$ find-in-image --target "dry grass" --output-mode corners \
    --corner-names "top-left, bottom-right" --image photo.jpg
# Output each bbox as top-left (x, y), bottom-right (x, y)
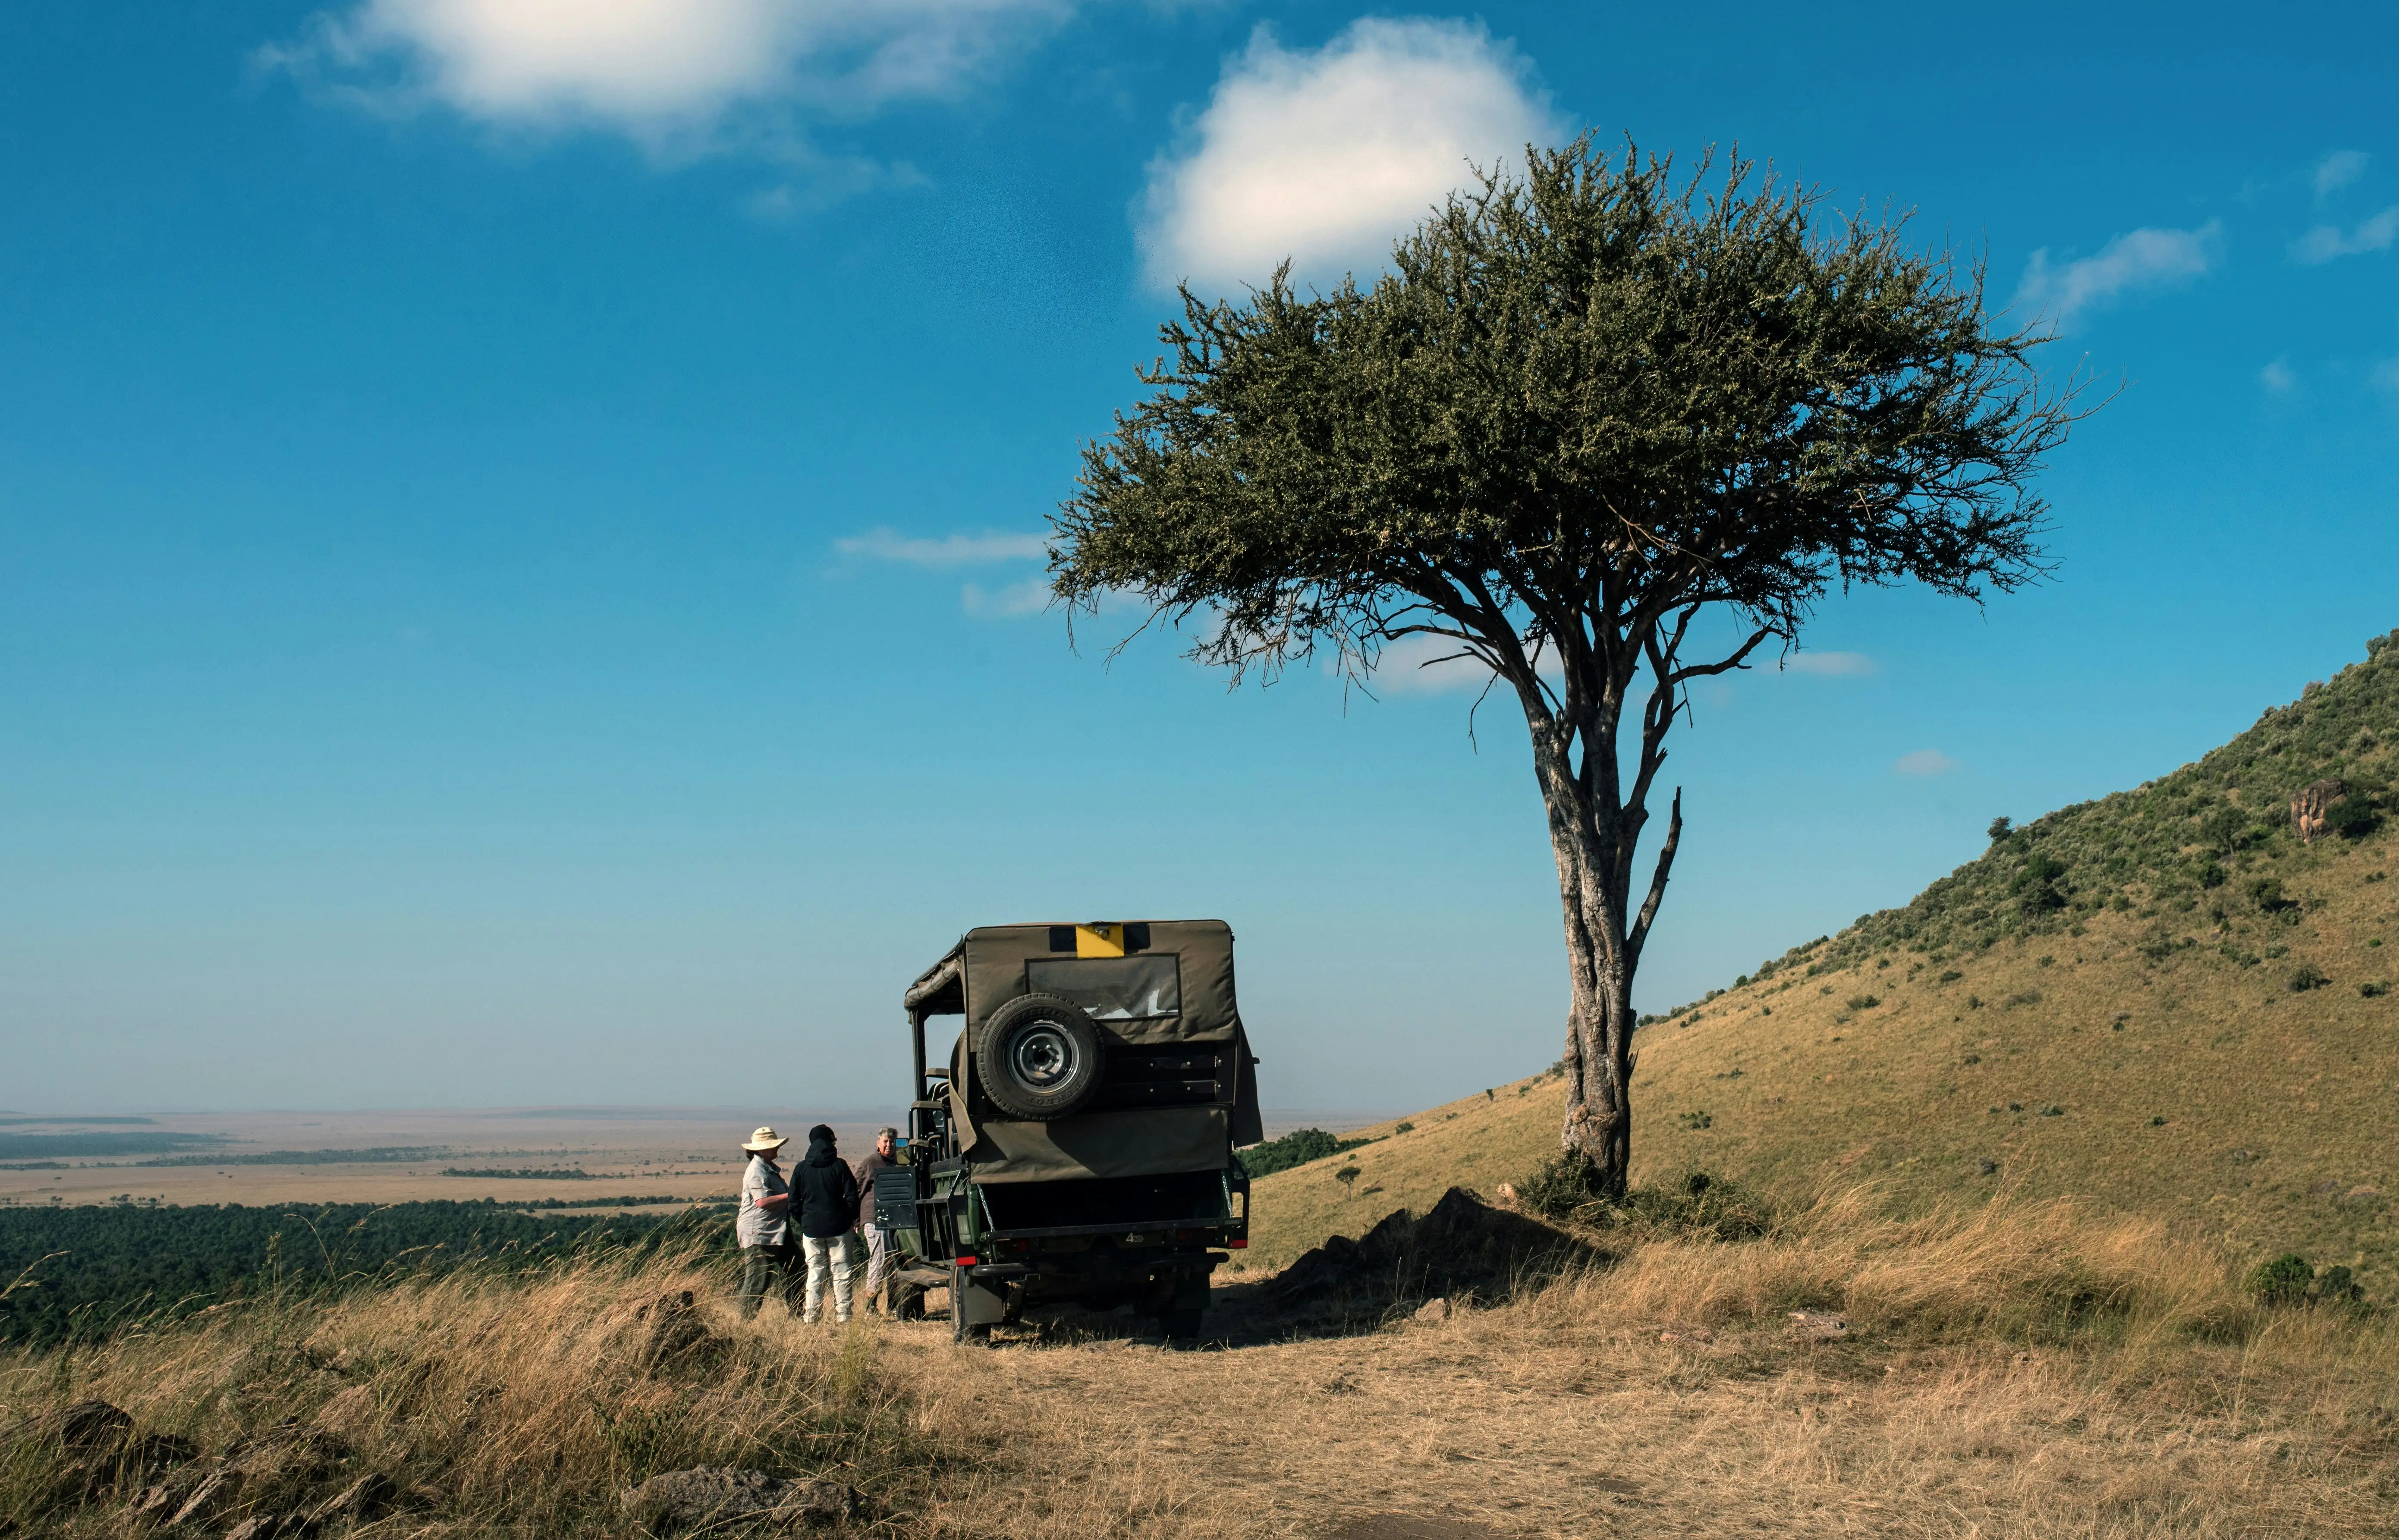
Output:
top-left (0, 1246), bottom-right (930, 1537)
top-left (905, 1192), bottom-right (2399, 1539)
top-left (6, 1194), bottom-right (2398, 1537)
top-left (1246, 836), bottom-right (2399, 1292)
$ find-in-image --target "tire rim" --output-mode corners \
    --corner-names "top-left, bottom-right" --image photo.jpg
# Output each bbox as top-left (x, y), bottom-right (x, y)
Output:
top-left (1007, 1021), bottom-right (1078, 1090)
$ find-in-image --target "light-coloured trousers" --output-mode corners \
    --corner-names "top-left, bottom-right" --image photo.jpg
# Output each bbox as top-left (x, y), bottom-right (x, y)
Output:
top-left (852, 1226), bottom-right (893, 1308)
top-left (802, 1234), bottom-right (853, 1323)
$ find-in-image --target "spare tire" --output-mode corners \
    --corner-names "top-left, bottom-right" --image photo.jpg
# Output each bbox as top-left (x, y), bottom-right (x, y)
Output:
top-left (976, 993), bottom-right (1105, 1120)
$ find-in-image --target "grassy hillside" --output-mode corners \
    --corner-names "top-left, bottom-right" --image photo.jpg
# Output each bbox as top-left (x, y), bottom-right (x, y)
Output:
top-left (1248, 629), bottom-right (2399, 1287)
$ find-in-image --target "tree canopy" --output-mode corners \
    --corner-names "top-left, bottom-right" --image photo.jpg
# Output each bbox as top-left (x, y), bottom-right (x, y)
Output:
top-left (1050, 136), bottom-right (2085, 1193)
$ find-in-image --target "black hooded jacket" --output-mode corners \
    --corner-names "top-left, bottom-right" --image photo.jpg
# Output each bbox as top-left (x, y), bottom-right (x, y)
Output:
top-left (792, 1131), bottom-right (861, 1239)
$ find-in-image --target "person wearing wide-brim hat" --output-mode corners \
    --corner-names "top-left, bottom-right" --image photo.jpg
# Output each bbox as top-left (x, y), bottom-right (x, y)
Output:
top-left (735, 1126), bottom-right (800, 1319)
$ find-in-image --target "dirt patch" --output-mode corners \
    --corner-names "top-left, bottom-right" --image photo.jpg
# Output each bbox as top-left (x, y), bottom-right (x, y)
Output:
top-left (1263, 1187), bottom-right (1594, 1324)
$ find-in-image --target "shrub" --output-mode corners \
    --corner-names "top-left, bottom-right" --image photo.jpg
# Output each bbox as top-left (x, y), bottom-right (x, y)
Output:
top-left (2289, 964), bottom-right (2330, 993)
top-left (1238, 1127), bottom-right (1371, 1177)
top-left (2148, 1116), bottom-right (2167, 1126)
top-left (2247, 1253), bottom-right (2314, 1305)
top-left (1937, 969), bottom-right (1963, 984)
top-left (2325, 795), bottom-right (2381, 839)
top-left (1677, 1111), bottom-right (1714, 1130)
top-left (2315, 1263), bottom-right (2362, 1304)
top-left (2249, 877), bottom-right (2292, 913)
top-left (2198, 861), bottom-right (2228, 889)
top-left (2362, 982), bottom-right (2390, 998)
top-left (2003, 990), bottom-right (2043, 1009)
top-left (1987, 816), bottom-right (2013, 841)
top-left (2037, 1105), bottom-right (2065, 1117)
top-left (1846, 994), bottom-right (1881, 1010)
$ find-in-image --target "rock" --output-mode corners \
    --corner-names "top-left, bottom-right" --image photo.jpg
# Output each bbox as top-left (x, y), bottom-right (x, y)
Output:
top-left (1412, 1298), bottom-right (1450, 1323)
top-left (621, 1467), bottom-right (862, 1532)
top-left (2293, 777), bottom-right (2348, 843)
top-left (303, 1472), bottom-right (395, 1528)
top-left (50, 1400), bottom-right (134, 1457)
top-left (1272, 1188), bottom-right (1596, 1316)
top-left (1788, 1309), bottom-right (1849, 1340)
top-left (169, 1468), bottom-right (240, 1528)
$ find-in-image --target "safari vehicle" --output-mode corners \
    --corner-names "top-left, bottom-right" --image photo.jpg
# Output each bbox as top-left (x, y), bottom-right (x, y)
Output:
top-left (877, 920), bottom-right (1261, 1341)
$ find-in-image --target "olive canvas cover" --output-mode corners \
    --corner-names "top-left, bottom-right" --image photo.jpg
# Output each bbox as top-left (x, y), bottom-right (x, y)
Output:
top-left (917, 919), bottom-right (1263, 1182)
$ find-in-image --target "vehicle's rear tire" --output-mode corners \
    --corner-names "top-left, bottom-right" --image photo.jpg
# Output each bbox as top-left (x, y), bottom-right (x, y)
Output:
top-left (1162, 1308), bottom-right (1204, 1342)
top-left (975, 993), bottom-right (1105, 1120)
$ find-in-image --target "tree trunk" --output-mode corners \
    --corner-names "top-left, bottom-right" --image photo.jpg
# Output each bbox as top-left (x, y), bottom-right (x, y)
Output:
top-left (1532, 735), bottom-right (1638, 1199)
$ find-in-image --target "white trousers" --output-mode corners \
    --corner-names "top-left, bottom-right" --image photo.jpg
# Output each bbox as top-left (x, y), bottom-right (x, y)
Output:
top-left (802, 1234), bottom-right (853, 1323)
top-left (854, 1226), bottom-right (893, 1307)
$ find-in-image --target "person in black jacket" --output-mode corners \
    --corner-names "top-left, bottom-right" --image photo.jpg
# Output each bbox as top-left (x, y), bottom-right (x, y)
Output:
top-left (792, 1123), bottom-right (861, 1324)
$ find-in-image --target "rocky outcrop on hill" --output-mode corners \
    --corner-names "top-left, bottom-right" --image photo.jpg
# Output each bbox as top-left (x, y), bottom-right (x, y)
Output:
top-left (2293, 776), bottom-right (2349, 842)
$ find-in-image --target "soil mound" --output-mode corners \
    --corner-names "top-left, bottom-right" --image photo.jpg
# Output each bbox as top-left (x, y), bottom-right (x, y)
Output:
top-left (1269, 1188), bottom-right (1593, 1317)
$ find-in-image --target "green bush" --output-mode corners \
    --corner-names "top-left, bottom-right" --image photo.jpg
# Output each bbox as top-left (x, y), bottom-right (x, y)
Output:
top-left (1846, 994), bottom-right (1880, 1010)
top-left (2315, 1263), bottom-right (2362, 1304)
top-left (2247, 1253), bottom-right (2314, 1305)
top-left (1236, 1127), bottom-right (1372, 1177)
top-left (2362, 981), bottom-right (2389, 998)
top-left (2289, 964), bottom-right (2331, 993)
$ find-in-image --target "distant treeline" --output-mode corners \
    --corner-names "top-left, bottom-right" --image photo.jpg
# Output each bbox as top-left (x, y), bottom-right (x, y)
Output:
top-left (137, 1147), bottom-right (449, 1168)
top-left (441, 1167), bottom-right (594, 1180)
top-left (1236, 1128), bottom-right (1376, 1178)
top-left (512, 1195), bottom-right (714, 1210)
top-left (0, 1201), bottom-right (728, 1351)
top-left (0, 1117), bottom-right (158, 1127)
top-left (0, 1132), bottom-right (230, 1160)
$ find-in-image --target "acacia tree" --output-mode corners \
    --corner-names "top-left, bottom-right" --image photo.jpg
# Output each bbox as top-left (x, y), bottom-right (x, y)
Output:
top-left (1047, 137), bottom-right (2084, 1196)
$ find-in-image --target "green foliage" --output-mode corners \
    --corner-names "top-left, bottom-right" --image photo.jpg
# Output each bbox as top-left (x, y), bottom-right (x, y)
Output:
top-left (2289, 964), bottom-right (2331, 993)
top-left (1677, 1111), bottom-right (1714, 1130)
top-left (1393, 1121), bottom-right (1415, 1135)
top-left (2362, 981), bottom-right (2390, 998)
top-left (1732, 632), bottom-right (2399, 980)
top-left (1845, 994), bottom-right (1881, 1011)
top-left (1236, 1128), bottom-right (1372, 1178)
top-left (2247, 1253), bottom-right (2315, 1305)
top-left (1519, 1159), bottom-right (1771, 1240)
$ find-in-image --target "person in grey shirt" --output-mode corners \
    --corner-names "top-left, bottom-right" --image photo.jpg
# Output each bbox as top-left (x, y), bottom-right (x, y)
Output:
top-left (849, 1126), bottom-right (900, 1314)
top-left (735, 1126), bottom-right (799, 1319)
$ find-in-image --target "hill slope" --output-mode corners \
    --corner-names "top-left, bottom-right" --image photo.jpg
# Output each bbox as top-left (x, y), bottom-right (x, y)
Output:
top-left (1247, 629), bottom-right (2399, 1286)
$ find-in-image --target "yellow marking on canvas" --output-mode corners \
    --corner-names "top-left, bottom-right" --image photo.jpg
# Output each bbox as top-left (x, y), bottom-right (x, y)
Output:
top-left (1075, 924), bottom-right (1126, 959)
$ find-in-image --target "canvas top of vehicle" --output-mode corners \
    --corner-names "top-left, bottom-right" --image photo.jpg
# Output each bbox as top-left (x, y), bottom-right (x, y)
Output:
top-left (902, 919), bottom-right (1264, 1185)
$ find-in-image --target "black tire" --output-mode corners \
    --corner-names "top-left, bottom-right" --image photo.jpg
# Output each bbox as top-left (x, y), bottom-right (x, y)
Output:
top-left (975, 993), bottom-right (1105, 1120)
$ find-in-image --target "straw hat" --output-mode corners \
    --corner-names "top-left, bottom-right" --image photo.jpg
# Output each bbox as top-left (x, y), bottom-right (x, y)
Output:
top-left (741, 1125), bottom-right (788, 1153)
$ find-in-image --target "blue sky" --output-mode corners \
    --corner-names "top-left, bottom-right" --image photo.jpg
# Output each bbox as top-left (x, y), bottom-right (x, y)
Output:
top-left (4, 2), bottom-right (2396, 1115)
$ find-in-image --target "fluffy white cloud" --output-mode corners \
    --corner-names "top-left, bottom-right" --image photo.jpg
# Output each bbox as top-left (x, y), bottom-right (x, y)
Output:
top-left (833, 528), bottom-right (1049, 566)
top-left (265, 0), bottom-right (1067, 143)
top-left (961, 577), bottom-right (1053, 618)
top-left (2292, 207), bottom-right (2399, 265)
top-left (2314, 150), bottom-right (2370, 200)
top-left (1778, 650), bottom-right (1877, 677)
top-left (2014, 221), bottom-right (2222, 332)
top-left (1892, 749), bottom-right (1960, 777)
top-left (1139, 18), bottom-right (1558, 293)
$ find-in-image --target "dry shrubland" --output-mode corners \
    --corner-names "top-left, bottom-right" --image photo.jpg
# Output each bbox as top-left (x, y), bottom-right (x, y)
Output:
top-left (6, 1192), bottom-right (2398, 1538)
top-left (0, 1245), bottom-right (932, 1537)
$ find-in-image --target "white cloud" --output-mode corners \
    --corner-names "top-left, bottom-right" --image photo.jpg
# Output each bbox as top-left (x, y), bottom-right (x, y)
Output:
top-left (1778, 650), bottom-right (1877, 677)
top-left (2292, 207), bottom-right (2399, 264)
top-left (2013, 221), bottom-right (2222, 332)
top-left (962, 577), bottom-right (1053, 618)
top-left (1138, 18), bottom-right (1559, 293)
top-left (2314, 150), bottom-right (2370, 201)
top-left (2261, 357), bottom-right (2296, 393)
top-left (264, 0), bottom-right (1068, 148)
top-left (1893, 749), bottom-right (1960, 777)
top-left (834, 528), bottom-right (1048, 566)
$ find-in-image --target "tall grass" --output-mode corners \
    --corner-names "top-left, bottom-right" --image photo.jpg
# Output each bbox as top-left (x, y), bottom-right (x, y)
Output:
top-left (0, 1243), bottom-right (932, 1538)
